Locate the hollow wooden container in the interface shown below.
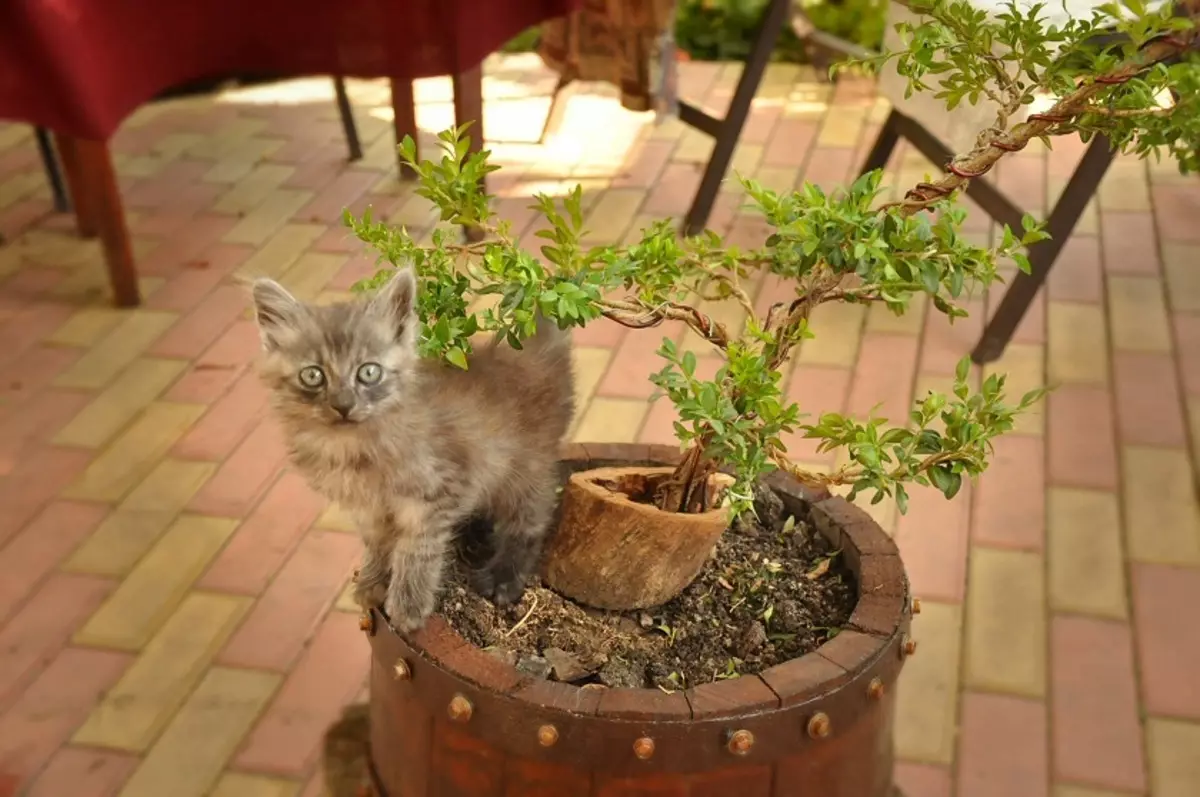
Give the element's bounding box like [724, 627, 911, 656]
[365, 443, 914, 797]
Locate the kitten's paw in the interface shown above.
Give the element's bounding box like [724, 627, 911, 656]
[471, 562, 527, 607]
[383, 589, 432, 633]
[352, 578, 388, 611]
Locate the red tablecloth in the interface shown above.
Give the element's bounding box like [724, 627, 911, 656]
[0, 0, 579, 139]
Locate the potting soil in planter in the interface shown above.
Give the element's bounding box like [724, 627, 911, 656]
[439, 484, 855, 691]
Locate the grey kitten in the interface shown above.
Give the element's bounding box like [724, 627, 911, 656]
[250, 268, 575, 632]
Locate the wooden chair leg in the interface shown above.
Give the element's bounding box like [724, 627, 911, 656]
[52, 132, 98, 237]
[452, 64, 486, 242]
[390, 77, 420, 180]
[70, 137, 140, 307]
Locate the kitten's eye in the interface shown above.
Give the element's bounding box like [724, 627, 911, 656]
[298, 366, 326, 389]
[356, 362, 383, 385]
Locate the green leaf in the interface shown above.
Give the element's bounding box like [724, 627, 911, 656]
[446, 347, 469, 370]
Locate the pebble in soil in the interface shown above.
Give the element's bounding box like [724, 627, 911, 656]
[437, 485, 856, 691]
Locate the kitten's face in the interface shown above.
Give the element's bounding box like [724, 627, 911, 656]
[250, 270, 418, 429]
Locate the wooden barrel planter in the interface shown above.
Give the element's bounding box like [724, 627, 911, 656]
[362, 443, 914, 797]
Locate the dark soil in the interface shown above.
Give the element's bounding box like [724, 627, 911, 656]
[438, 481, 856, 691]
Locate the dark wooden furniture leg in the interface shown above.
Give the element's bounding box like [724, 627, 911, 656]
[333, 77, 364, 162]
[854, 110, 1116, 364]
[34, 127, 71, 213]
[680, 0, 791, 236]
[52, 132, 98, 238]
[390, 78, 420, 180]
[971, 134, 1115, 363]
[453, 64, 487, 243]
[61, 136, 140, 307]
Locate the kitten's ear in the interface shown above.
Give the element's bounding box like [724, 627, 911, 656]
[251, 278, 304, 351]
[370, 268, 418, 345]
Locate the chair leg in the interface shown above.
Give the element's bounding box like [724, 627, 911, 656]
[453, 65, 486, 243]
[971, 134, 1116, 364]
[390, 78, 420, 180]
[856, 109, 902, 178]
[67, 136, 140, 307]
[681, 0, 790, 236]
[333, 77, 364, 162]
[34, 127, 71, 213]
[52, 133, 98, 238]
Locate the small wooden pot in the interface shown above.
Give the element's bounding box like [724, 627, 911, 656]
[542, 464, 731, 609]
[363, 443, 915, 797]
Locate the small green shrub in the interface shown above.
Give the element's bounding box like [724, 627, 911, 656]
[497, 0, 889, 63]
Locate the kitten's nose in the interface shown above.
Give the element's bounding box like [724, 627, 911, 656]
[331, 396, 355, 419]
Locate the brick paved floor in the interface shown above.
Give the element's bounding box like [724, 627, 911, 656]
[1, 53, 1199, 797]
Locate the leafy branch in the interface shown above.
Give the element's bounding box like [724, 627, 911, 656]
[347, 1, 1199, 518]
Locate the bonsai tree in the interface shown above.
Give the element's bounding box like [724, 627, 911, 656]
[344, 0, 1199, 610]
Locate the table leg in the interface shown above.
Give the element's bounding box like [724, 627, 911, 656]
[71, 137, 140, 307]
[452, 65, 486, 243]
[390, 77, 419, 180]
[52, 133, 97, 237]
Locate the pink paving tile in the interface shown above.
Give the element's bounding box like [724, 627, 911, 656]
[571, 317, 627, 349]
[198, 470, 327, 595]
[1152, 182, 1200, 243]
[122, 160, 210, 209]
[1046, 385, 1118, 490]
[326, 255, 379, 292]
[187, 419, 288, 518]
[763, 118, 818, 169]
[165, 319, 261, 404]
[235, 611, 371, 777]
[996, 153, 1047, 214]
[642, 163, 702, 217]
[1112, 351, 1187, 447]
[0, 305, 76, 373]
[894, 762, 952, 797]
[0, 345, 81, 404]
[296, 170, 378, 223]
[173, 368, 270, 461]
[149, 284, 252, 359]
[781, 365, 852, 463]
[0, 574, 115, 713]
[972, 434, 1045, 551]
[1101, 211, 1160, 275]
[138, 214, 239, 277]
[846, 333, 919, 424]
[920, 300, 985, 376]
[0, 647, 131, 789]
[989, 275, 1046, 345]
[1051, 615, 1146, 793]
[24, 748, 137, 797]
[0, 199, 52, 242]
[1131, 563, 1200, 721]
[217, 529, 360, 671]
[956, 692, 1048, 797]
[1172, 312, 1200, 396]
[741, 101, 783, 146]
[0, 389, 90, 477]
[638, 397, 679, 447]
[0, 447, 94, 548]
[611, 139, 675, 189]
[894, 483, 971, 601]
[801, 148, 856, 191]
[0, 501, 108, 627]
[1047, 234, 1104, 303]
[597, 323, 685, 400]
[145, 243, 254, 312]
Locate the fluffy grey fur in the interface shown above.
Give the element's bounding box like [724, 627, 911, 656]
[250, 269, 575, 632]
